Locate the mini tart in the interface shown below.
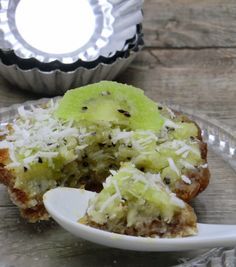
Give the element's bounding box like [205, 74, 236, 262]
[81, 164, 197, 237]
[0, 82, 210, 223]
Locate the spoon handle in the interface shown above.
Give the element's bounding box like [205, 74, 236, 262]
[198, 223, 236, 236]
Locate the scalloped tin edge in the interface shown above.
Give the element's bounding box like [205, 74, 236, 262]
[0, 0, 143, 63]
[0, 25, 144, 72]
[0, 46, 142, 95]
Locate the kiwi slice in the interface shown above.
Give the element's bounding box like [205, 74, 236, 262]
[55, 81, 164, 131]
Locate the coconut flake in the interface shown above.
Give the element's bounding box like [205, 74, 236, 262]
[113, 180, 121, 200]
[179, 159, 195, 170]
[182, 151, 189, 158]
[110, 170, 117, 176]
[99, 193, 119, 212]
[170, 194, 185, 208]
[200, 163, 208, 168]
[175, 145, 190, 155]
[166, 107, 176, 119]
[163, 119, 181, 129]
[1, 101, 82, 169]
[112, 131, 133, 143]
[168, 158, 180, 176]
[181, 175, 192, 184]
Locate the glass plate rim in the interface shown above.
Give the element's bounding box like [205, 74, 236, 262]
[0, 97, 236, 267]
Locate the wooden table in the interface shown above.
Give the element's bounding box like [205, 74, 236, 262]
[0, 1, 236, 266]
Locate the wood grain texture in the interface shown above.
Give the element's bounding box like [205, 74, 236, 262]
[0, 78, 40, 107]
[143, 0, 236, 48]
[0, 0, 236, 265]
[0, 206, 209, 267]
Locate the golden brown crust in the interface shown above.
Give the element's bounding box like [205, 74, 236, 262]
[0, 148, 9, 164]
[20, 204, 49, 223]
[175, 113, 203, 141]
[82, 205, 197, 238]
[174, 167, 210, 202]
[171, 114, 210, 202]
[0, 111, 210, 222]
[0, 163, 13, 186]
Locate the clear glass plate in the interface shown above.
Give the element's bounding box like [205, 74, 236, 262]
[0, 99, 235, 267]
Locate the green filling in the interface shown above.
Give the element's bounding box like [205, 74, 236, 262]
[55, 81, 164, 132]
[7, 82, 204, 207]
[86, 163, 184, 227]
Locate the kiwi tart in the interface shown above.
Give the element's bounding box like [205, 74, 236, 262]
[0, 81, 209, 237]
[80, 163, 197, 237]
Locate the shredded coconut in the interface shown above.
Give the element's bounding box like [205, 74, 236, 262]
[99, 193, 119, 213]
[113, 180, 121, 200]
[168, 158, 180, 176]
[200, 163, 208, 168]
[163, 119, 181, 129]
[181, 175, 192, 184]
[179, 159, 195, 170]
[1, 102, 80, 169]
[166, 107, 176, 119]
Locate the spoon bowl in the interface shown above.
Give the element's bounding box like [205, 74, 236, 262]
[43, 187, 236, 251]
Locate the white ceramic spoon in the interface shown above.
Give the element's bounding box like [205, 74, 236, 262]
[43, 187, 236, 252]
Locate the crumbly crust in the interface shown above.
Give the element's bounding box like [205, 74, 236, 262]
[171, 114, 210, 202]
[0, 112, 210, 222]
[82, 205, 197, 238]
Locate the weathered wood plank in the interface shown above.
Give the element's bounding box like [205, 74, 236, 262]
[0, 1, 235, 265]
[143, 0, 236, 48]
[0, 185, 12, 206]
[0, 78, 41, 108]
[0, 206, 210, 267]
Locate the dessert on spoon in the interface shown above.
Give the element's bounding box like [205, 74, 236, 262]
[0, 81, 210, 241]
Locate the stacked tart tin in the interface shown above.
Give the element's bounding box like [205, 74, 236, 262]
[0, 0, 144, 95]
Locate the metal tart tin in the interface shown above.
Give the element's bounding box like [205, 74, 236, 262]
[0, 0, 143, 63]
[0, 25, 143, 72]
[0, 32, 144, 95]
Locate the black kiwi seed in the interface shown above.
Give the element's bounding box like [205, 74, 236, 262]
[98, 143, 106, 148]
[24, 166, 28, 172]
[163, 177, 171, 185]
[109, 164, 118, 169]
[117, 109, 131, 117]
[82, 106, 88, 110]
[117, 109, 125, 113]
[38, 157, 43, 163]
[124, 111, 131, 117]
[166, 126, 175, 132]
[82, 162, 89, 167]
[158, 106, 163, 110]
